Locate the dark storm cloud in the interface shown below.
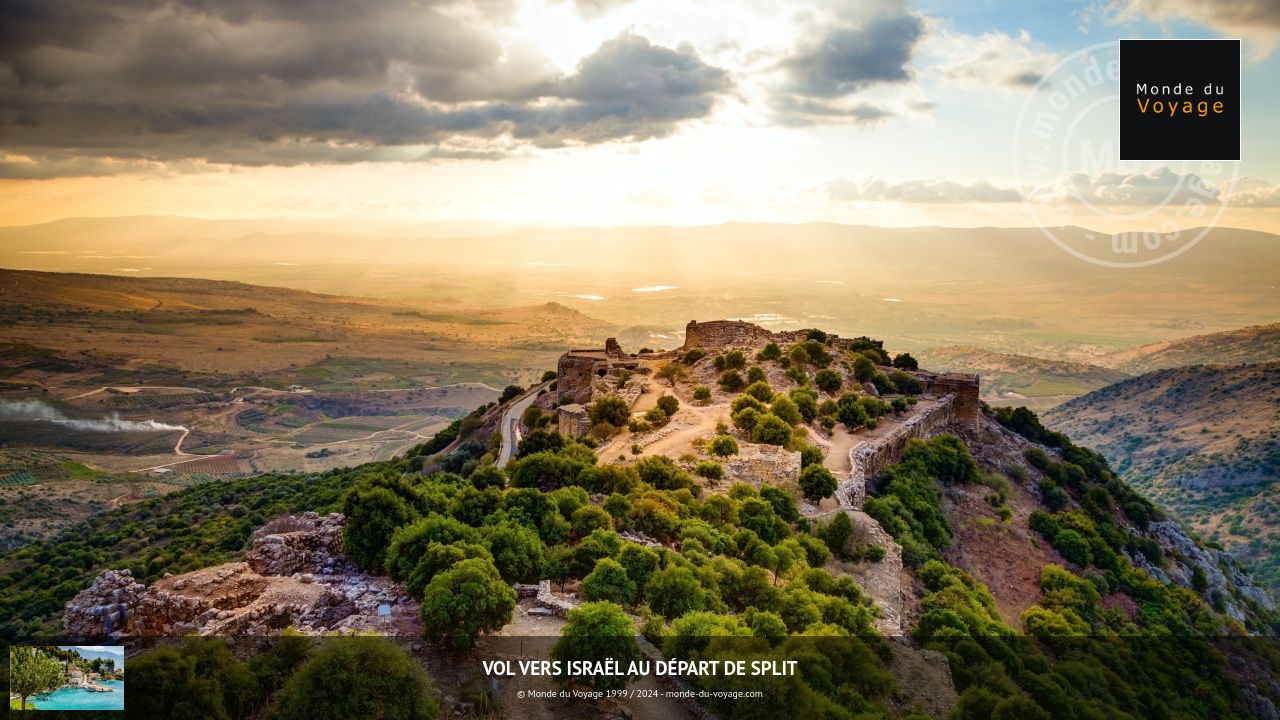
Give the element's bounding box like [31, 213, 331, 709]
[772, 9, 923, 124]
[0, 1, 730, 177]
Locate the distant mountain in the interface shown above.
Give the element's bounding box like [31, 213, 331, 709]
[1045, 363, 1280, 593]
[919, 346, 1130, 409]
[63, 645, 125, 667]
[1102, 323, 1280, 374]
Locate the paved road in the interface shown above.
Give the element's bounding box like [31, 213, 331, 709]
[496, 382, 550, 468]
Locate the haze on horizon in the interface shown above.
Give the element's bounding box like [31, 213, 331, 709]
[2, 0, 1280, 233]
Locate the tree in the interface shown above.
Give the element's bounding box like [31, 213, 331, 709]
[892, 353, 919, 371]
[647, 566, 710, 619]
[552, 602, 643, 692]
[758, 342, 782, 361]
[517, 429, 564, 456]
[770, 395, 803, 426]
[799, 464, 838, 502]
[718, 369, 746, 392]
[571, 504, 613, 538]
[821, 512, 854, 557]
[468, 464, 506, 490]
[695, 461, 724, 481]
[745, 380, 775, 402]
[385, 514, 480, 581]
[710, 435, 739, 457]
[853, 356, 875, 382]
[747, 365, 768, 384]
[635, 455, 695, 491]
[128, 639, 257, 720]
[751, 413, 793, 446]
[814, 369, 843, 394]
[500, 385, 524, 403]
[1052, 529, 1093, 567]
[10, 647, 63, 711]
[582, 557, 638, 604]
[343, 486, 418, 572]
[836, 395, 869, 429]
[270, 638, 439, 720]
[419, 558, 516, 649]
[483, 521, 547, 583]
[657, 394, 680, 416]
[589, 397, 631, 427]
[405, 542, 493, 599]
[656, 362, 687, 387]
[541, 369, 558, 382]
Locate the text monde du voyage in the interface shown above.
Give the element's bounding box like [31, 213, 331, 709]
[1134, 82, 1228, 118]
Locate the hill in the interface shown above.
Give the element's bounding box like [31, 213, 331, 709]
[1045, 363, 1280, 593]
[1102, 323, 1280, 374]
[917, 346, 1130, 410]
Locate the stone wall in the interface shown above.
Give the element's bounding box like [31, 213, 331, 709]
[836, 396, 958, 508]
[914, 372, 980, 427]
[557, 404, 591, 440]
[682, 320, 777, 350]
[722, 442, 802, 493]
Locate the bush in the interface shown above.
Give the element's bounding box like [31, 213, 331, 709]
[821, 512, 853, 557]
[770, 395, 803, 426]
[468, 465, 506, 491]
[892, 353, 919, 371]
[814, 369, 843, 393]
[500, 385, 524, 403]
[552, 602, 643, 692]
[635, 455, 696, 491]
[695, 461, 724, 481]
[405, 542, 492, 599]
[710, 435, 739, 457]
[758, 342, 783, 361]
[1052, 529, 1093, 567]
[751, 413, 793, 446]
[745, 380, 775, 402]
[483, 522, 547, 583]
[747, 365, 768, 384]
[718, 370, 746, 392]
[582, 558, 637, 604]
[589, 397, 631, 427]
[269, 638, 439, 720]
[656, 395, 680, 416]
[343, 487, 417, 573]
[419, 558, 516, 649]
[693, 385, 711, 401]
[799, 464, 838, 502]
[644, 407, 668, 424]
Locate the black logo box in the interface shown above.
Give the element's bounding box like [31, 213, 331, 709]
[1120, 39, 1241, 161]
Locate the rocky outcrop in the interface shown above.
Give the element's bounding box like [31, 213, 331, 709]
[1145, 520, 1276, 622]
[64, 512, 418, 638]
[722, 442, 801, 493]
[63, 569, 147, 640]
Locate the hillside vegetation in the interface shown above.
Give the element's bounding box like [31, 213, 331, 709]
[1046, 363, 1280, 593]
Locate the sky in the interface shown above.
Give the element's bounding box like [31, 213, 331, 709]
[2, 0, 1280, 231]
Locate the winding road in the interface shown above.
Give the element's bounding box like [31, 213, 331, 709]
[496, 382, 550, 468]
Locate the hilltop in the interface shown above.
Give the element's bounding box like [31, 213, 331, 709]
[1102, 322, 1280, 374]
[917, 345, 1130, 410]
[1045, 363, 1280, 593]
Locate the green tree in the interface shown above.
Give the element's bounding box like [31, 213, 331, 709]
[821, 512, 854, 557]
[799, 464, 838, 502]
[635, 455, 695, 491]
[1052, 529, 1093, 567]
[128, 639, 257, 720]
[852, 356, 875, 382]
[483, 521, 547, 583]
[571, 504, 613, 538]
[892, 353, 919, 371]
[752, 413, 793, 446]
[770, 395, 803, 426]
[269, 638, 439, 720]
[695, 460, 724, 481]
[552, 602, 643, 692]
[468, 464, 507, 490]
[758, 342, 782, 361]
[814, 369, 843, 394]
[745, 380, 775, 402]
[405, 542, 493, 599]
[656, 395, 680, 416]
[582, 557, 638, 604]
[718, 369, 746, 392]
[419, 558, 516, 649]
[385, 514, 479, 581]
[710, 434, 739, 457]
[647, 565, 711, 619]
[589, 397, 631, 427]
[747, 365, 768, 384]
[500, 385, 524, 403]
[343, 486, 418, 573]
[10, 647, 64, 711]
[693, 385, 711, 401]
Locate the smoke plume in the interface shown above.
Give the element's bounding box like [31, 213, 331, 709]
[0, 400, 188, 433]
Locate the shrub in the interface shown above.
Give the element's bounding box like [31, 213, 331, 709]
[821, 512, 853, 557]
[747, 366, 768, 384]
[644, 407, 668, 424]
[710, 435, 739, 457]
[758, 342, 782, 361]
[751, 413, 793, 446]
[892, 353, 919, 371]
[718, 370, 746, 392]
[814, 369, 843, 393]
[635, 455, 696, 491]
[770, 395, 803, 426]
[589, 397, 631, 427]
[483, 522, 547, 583]
[693, 385, 711, 401]
[695, 461, 724, 481]
[551, 602, 642, 692]
[343, 487, 417, 573]
[419, 558, 516, 649]
[799, 464, 838, 502]
[1053, 529, 1093, 567]
[582, 558, 637, 604]
[656, 395, 680, 416]
[405, 542, 492, 599]
[500, 385, 524, 403]
[745, 380, 775, 402]
[270, 638, 438, 720]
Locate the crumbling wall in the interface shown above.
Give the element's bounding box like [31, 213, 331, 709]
[836, 397, 958, 508]
[722, 443, 802, 493]
[682, 320, 777, 350]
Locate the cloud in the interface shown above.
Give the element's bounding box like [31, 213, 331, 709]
[1222, 177, 1280, 207]
[1092, 0, 1280, 56]
[1026, 167, 1223, 206]
[771, 6, 924, 124]
[0, 2, 730, 177]
[826, 177, 1021, 203]
[924, 28, 1058, 90]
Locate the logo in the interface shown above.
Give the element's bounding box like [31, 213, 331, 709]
[1013, 42, 1240, 269]
[1120, 39, 1240, 161]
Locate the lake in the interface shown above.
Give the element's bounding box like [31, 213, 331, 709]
[30, 681, 125, 710]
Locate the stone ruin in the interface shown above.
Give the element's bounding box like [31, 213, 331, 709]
[556, 403, 591, 440]
[556, 337, 644, 404]
[64, 512, 418, 639]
